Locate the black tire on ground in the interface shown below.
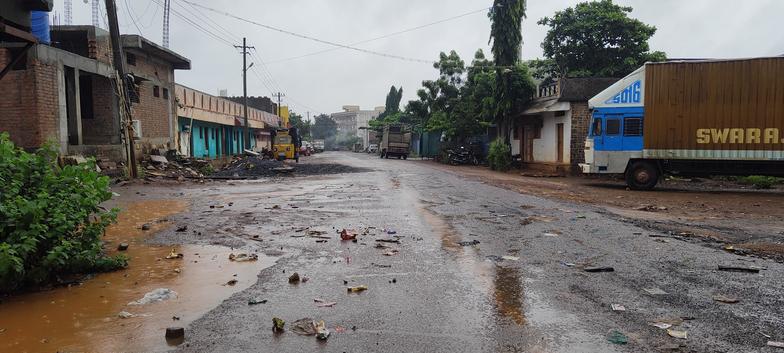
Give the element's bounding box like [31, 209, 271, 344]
[402, 154, 408, 160]
[380, 151, 385, 158]
[385, 153, 390, 159]
[625, 161, 659, 190]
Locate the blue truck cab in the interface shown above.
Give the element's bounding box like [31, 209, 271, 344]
[581, 66, 649, 181]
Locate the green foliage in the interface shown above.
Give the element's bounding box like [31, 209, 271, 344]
[198, 163, 215, 176]
[311, 114, 337, 140]
[289, 111, 312, 140]
[538, 0, 666, 79]
[489, 0, 528, 142]
[0, 133, 124, 293]
[736, 175, 783, 189]
[488, 138, 512, 171]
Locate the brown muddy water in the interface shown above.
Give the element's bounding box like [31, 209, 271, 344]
[0, 200, 275, 353]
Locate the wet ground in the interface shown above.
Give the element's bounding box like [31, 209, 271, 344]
[2, 152, 783, 352]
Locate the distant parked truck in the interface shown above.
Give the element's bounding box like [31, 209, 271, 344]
[380, 125, 411, 159]
[312, 139, 325, 153]
[582, 57, 784, 190]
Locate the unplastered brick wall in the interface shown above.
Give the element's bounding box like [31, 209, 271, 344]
[0, 50, 61, 150]
[569, 101, 591, 167]
[90, 33, 114, 65]
[126, 50, 177, 153]
[82, 75, 119, 144]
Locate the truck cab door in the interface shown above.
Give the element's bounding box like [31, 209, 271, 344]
[602, 115, 623, 151]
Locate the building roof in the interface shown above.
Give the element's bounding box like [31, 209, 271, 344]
[557, 77, 620, 102]
[121, 34, 191, 70]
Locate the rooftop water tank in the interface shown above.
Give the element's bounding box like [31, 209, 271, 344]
[31, 11, 51, 45]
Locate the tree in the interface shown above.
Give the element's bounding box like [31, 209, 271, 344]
[489, 0, 528, 143]
[383, 86, 403, 115]
[288, 111, 311, 140]
[538, 0, 666, 79]
[311, 114, 337, 140]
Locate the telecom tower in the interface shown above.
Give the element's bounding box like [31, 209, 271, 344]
[64, 0, 73, 25]
[163, 0, 171, 48]
[92, 0, 100, 28]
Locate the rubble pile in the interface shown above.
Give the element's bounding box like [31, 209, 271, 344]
[140, 155, 213, 180]
[212, 156, 368, 178]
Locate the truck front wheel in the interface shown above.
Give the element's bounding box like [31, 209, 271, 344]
[626, 161, 659, 190]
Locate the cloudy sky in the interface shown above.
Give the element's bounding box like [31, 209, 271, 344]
[60, 0, 783, 117]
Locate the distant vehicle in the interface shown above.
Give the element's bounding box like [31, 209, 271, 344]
[582, 57, 784, 190]
[312, 139, 325, 153]
[367, 144, 378, 153]
[380, 125, 411, 159]
[447, 145, 479, 165]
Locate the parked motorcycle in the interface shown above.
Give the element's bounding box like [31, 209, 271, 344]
[447, 145, 480, 166]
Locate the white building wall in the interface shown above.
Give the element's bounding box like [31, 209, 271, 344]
[532, 111, 572, 163]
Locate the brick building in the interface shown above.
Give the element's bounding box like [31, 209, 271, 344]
[512, 78, 618, 175]
[0, 25, 189, 163]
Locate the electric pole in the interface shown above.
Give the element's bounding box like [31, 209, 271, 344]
[105, 0, 137, 178]
[234, 38, 254, 150]
[272, 91, 285, 125]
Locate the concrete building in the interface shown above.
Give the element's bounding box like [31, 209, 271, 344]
[175, 84, 280, 159]
[0, 25, 190, 164]
[330, 105, 385, 149]
[512, 78, 618, 175]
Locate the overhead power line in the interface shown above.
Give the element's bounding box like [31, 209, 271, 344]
[267, 6, 491, 64]
[182, 0, 435, 64]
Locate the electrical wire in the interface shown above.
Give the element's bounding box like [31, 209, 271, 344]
[181, 0, 435, 64]
[124, 0, 145, 36]
[149, 0, 235, 47]
[267, 6, 491, 64]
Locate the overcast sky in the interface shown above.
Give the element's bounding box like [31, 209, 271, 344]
[60, 0, 783, 118]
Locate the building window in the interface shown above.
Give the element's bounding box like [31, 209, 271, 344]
[153, 85, 160, 98]
[624, 117, 643, 136]
[126, 53, 136, 66]
[607, 119, 621, 135]
[163, 88, 169, 99]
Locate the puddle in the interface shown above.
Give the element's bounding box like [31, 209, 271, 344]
[0, 200, 275, 352]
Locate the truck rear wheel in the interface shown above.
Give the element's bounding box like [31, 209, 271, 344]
[626, 161, 659, 190]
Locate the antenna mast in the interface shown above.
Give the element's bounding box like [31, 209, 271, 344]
[163, 0, 171, 48]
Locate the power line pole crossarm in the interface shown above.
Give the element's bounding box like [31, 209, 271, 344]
[234, 38, 255, 150]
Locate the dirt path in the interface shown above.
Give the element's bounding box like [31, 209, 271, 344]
[416, 161, 784, 260]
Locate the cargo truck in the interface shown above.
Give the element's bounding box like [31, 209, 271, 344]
[581, 57, 784, 190]
[380, 125, 411, 159]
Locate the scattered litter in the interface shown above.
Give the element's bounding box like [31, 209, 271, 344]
[611, 304, 626, 312]
[576, 215, 587, 219]
[291, 318, 318, 335]
[560, 261, 576, 267]
[543, 232, 560, 237]
[718, 265, 760, 273]
[129, 288, 177, 305]
[289, 272, 301, 284]
[272, 317, 285, 333]
[371, 263, 392, 268]
[316, 320, 330, 340]
[643, 287, 668, 295]
[117, 243, 129, 251]
[118, 311, 135, 319]
[767, 341, 784, 348]
[607, 330, 628, 345]
[376, 238, 401, 244]
[165, 248, 183, 259]
[225, 279, 238, 286]
[174, 268, 181, 273]
[308, 230, 328, 236]
[651, 322, 672, 330]
[340, 229, 358, 241]
[317, 302, 337, 308]
[712, 295, 739, 304]
[334, 325, 347, 333]
[141, 223, 151, 231]
[502, 255, 520, 261]
[175, 225, 188, 232]
[386, 229, 397, 235]
[248, 298, 267, 305]
[584, 266, 614, 273]
[302, 276, 310, 283]
[383, 250, 399, 256]
[457, 240, 480, 246]
[667, 329, 688, 339]
[229, 253, 258, 262]
[347, 285, 368, 293]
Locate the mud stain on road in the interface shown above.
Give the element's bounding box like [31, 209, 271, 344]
[494, 266, 526, 326]
[0, 200, 275, 353]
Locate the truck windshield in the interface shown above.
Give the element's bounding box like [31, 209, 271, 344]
[591, 118, 602, 136]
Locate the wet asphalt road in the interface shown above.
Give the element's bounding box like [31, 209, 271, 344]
[154, 152, 784, 353]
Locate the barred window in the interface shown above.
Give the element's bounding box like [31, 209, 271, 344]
[624, 118, 643, 136]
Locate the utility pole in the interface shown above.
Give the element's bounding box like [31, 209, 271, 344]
[105, 0, 137, 178]
[272, 91, 285, 125]
[234, 38, 254, 150]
